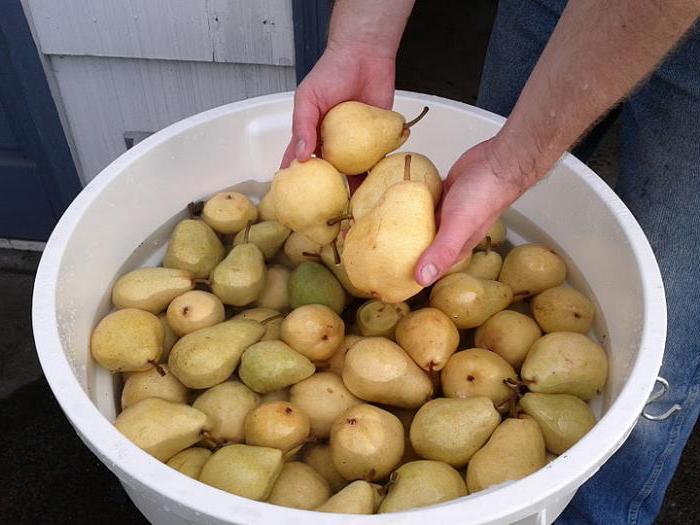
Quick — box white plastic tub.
[32,91,665,524]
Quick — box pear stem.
[187,201,204,218]
[485,235,492,254]
[508,395,520,419]
[403,154,412,181]
[193,278,211,289]
[331,239,341,265]
[327,214,353,226]
[243,220,253,244]
[149,360,166,377]
[403,106,429,129]
[301,251,322,260]
[260,313,285,325]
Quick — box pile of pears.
[91,100,608,514]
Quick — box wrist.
[325,37,398,63]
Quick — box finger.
[280,92,320,168]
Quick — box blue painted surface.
[292,0,331,83]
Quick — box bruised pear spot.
[346,417,358,426]
[467,375,475,382]
[284,406,294,415]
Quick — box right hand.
[280,44,396,169]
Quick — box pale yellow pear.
[395,307,459,371]
[166,290,225,336]
[441,349,518,407]
[267,462,331,510]
[259,388,290,404]
[356,300,409,339]
[254,265,290,312]
[210,231,266,307]
[283,231,323,268]
[158,313,178,363]
[466,250,503,280]
[201,191,257,235]
[166,447,212,479]
[163,219,224,278]
[258,191,277,221]
[192,380,260,445]
[244,401,310,456]
[238,340,315,393]
[121,365,188,409]
[498,244,567,300]
[280,304,344,362]
[112,267,194,314]
[443,251,473,275]
[475,310,542,369]
[477,218,507,249]
[531,286,596,333]
[232,220,290,260]
[231,307,283,341]
[316,480,383,514]
[320,236,372,299]
[302,443,348,492]
[322,334,364,375]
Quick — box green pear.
[201,191,257,234]
[355,300,409,339]
[280,304,345,361]
[475,310,542,369]
[244,401,310,457]
[199,444,283,500]
[238,340,315,394]
[115,398,210,461]
[519,392,597,454]
[166,447,212,479]
[288,261,346,314]
[379,460,466,513]
[283,231,323,268]
[441,349,517,407]
[192,381,260,445]
[521,332,608,400]
[158,313,178,363]
[303,443,348,492]
[268,462,331,509]
[258,191,277,221]
[316,480,383,514]
[289,372,362,438]
[477,218,507,249]
[210,227,266,307]
[395,307,459,371]
[232,220,291,260]
[342,337,433,408]
[168,318,265,389]
[121,365,188,409]
[166,290,225,336]
[466,417,546,493]
[409,397,500,467]
[91,308,163,372]
[231,307,283,341]
[531,286,596,333]
[320,101,429,175]
[466,250,503,281]
[255,265,290,312]
[330,404,404,481]
[498,244,567,300]
[322,335,364,376]
[163,219,224,278]
[430,273,513,329]
[320,238,373,299]
[443,251,473,276]
[112,267,194,314]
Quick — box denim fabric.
[477,2,700,523]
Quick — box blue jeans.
[478,1,700,523]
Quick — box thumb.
[280,92,320,168]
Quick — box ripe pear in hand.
[201,191,257,234]
[268,462,331,509]
[320,235,372,298]
[475,310,542,369]
[499,244,567,300]
[288,261,346,314]
[283,231,323,267]
[303,443,348,492]
[320,101,429,175]
[271,158,348,244]
[521,332,608,400]
[192,381,260,445]
[466,417,546,493]
[115,398,210,461]
[166,447,211,479]
[231,307,283,341]
[238,340,315,393]
[379,460,466,513]
[531,286,595,333]
[232,220,290,260]
[430,273,512,329]
[395,307,459,371]
[441,349,517,407]
[244,401,310,456]
[322,334,364,375]
[255,265,290,312]
[166,290,224,336]
[409,397,500,467]
[280,304,344,361]
[343,337,433,408]
[350,152,442,219]
[330,404,404,481]
[316,480,383,514]
[121,365,188,409]
[91,309,163,372]
[112,268,194,314]
[168,318,265,389]
[258,191,276,221]
[355,300,409,339]
[199,444,283,501]
[477,218,507,249]
[519,393,596,454]
[163,219,224,278]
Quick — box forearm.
[326,0,415,58]
[493,0,700,182]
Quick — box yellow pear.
[316,480,383,514]
[283,231,323,268]
[395,307,459,371]
[259,388,290,404]
[390,408,421,464]
[531,286,596,333]
[268,462,331,510]
[163,219,224,278]
[166,290,225,336]
[441,349,518,407]
[320,235,372,298]
[201,191,257,234]
[322,334,364,375]
[121,365,188,409]
[443,251,473,275]
[498,244,567,300]
[302,443,348,492]
[232,220,290,260]
[258,190,276,221]
[166,447,212,479]
[238,340,315,394]
[475,310,542,369]
[320,101,429,175]
[112,267,194,314]
[280,304,345,362]
[158,313,178,363]
[231,307,283,341]
[477,218,507,249]
[254,265,290,312]
[467,250,503,280]
[192,381,260,445]
[356,300,409,339]
[244,401,310,456]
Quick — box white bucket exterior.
[32,91,665,525]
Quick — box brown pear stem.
[331,239,341,265]
[243,220,253,244]
[508,395,520,419]
[193,278,211,288]
[260,313,285,325]
[301,251,322,259]
[485,235,492,254]
[149,360,166,377]
[403,154,412,181]
[327,214,353,226]
[187,201,204,218]
[403,106,429,129]
[503,377,522,391]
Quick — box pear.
[320,101,429,175]
[192,381,260,445]
[409,397,501,467]
[232,307,283,341]
[163,219,224,278]
[232,220,290,260]
[199,444,283,500]
[350,152,442,219]
[395,307,459,371]
[441,349,517,407]
[466,417,546,493]
[519,392,596,454]
[342,337,433,408]
[477,218,507,249]
[244,401,310,455]
[320,237,373,298]
[316,480,383,514]
[168,318,265,389]
[289,372,362,438]
[355,300,409,339]
[443,251,473,276]
[158,313,178,363]
[390,408,421,464]
[166,290,225,336]
[258,191,277,221]
[343,160,436,302]
[121,365,188,409]
[521,332,608,400]
[268,462,331,509]
[260,388,290,404]
[271,158,348,244]
[330,404,404,481]
[210,225,266,306]
[303,443,348,492]
[288,262,346,314]
[467,250,503,281]
[475,310,542,369]
[254,265,290,312]
[201,191,257,234]
[322,335,364,375]
[91,308,163,372]
[166,447,212,479]
[115,398,210,461]
[112,267,194,314]
[531,286,596,333]
[429,273,512,329]
[283,231,323,268]
[280,304,344,361]
[379,460,467,513]
[238,340,315,393]
[498,244,567,300]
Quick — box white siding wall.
[23,0,296,183]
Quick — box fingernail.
[419,263,438,286]
[295,139,306,159]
